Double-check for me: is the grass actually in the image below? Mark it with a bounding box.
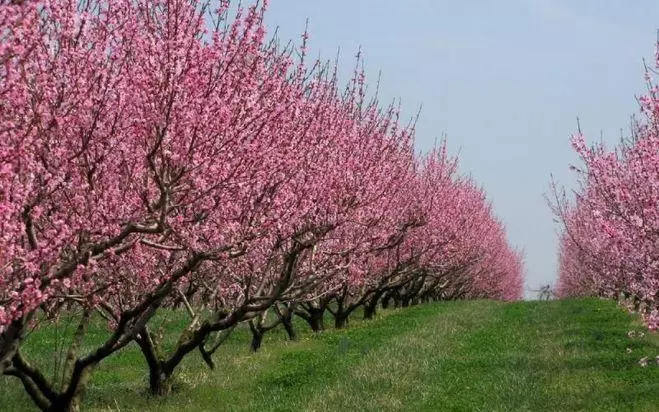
[1,298,658,411]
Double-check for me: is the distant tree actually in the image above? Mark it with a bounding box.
[531,285,556,301]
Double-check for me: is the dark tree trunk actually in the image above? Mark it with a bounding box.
[281,314,297,340]
[250,329,264,352]
[0,318,25,375]
[305,308,325,332]
[9,352,97,412]
[334,313,349,329]
[135,329,176,396]
[363,290,385,320]
[147,366,174,396]
[382,287,400,310]
[44,387,89,412]
[273,303,297,341]
[364,297,379,319]
[248,319,266,352]
[363,303,377,320]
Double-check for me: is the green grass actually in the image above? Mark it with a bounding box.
[1,298,658,411]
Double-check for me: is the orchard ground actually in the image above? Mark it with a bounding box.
[0,298,657,411]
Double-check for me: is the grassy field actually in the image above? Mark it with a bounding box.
[1,298,658,411]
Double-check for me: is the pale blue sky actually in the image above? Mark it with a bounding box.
[262,1,659,297]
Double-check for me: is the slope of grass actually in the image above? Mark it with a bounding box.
[1,298,657,411]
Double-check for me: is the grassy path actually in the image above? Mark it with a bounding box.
[1,299,657,411]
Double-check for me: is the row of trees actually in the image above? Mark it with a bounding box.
[0,1,523,410]
[553,44,659,332]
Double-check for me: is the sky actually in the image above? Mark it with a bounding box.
[260,0,659,298]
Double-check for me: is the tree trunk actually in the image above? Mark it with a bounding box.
[363,302,377,320]
[43,366,95,412]
[0,318,25,375]
[281,314,297,340]
[151,370,174,396]
[46,398,78,412]
[135,328,175,396]
[364,290,385,320]
[334,313,348,329]
[305,308,325,332]
[250,329,264,352]
[8,310,98,412]
[10,355,97,412]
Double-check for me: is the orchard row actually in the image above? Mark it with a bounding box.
[0,1,522,410]
[554,51,659,331]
